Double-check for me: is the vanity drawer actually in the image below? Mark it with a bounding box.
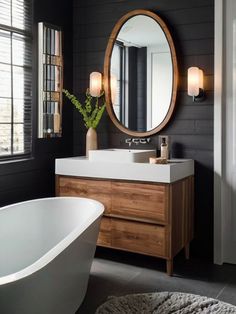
[111,219,167,257]
[97,217,112,247]
[111,181,168,223]
[58,176,112,215]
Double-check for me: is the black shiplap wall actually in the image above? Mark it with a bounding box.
[0,0,73,207]
[73,0,214,258]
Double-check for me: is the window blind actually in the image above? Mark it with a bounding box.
[0,0,32,158]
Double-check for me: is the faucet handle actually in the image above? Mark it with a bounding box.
[140,138,151,144]
[125,138,132,147]
[132,138,139,145]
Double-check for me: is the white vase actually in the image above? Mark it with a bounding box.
[86,127,98,157]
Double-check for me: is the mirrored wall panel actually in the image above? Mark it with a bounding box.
[38,22,63,138]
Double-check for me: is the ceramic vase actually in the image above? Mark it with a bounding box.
[86,127,97,157]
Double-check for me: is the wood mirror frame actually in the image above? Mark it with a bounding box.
[104,9,178,137]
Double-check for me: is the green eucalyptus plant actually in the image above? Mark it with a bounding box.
[62,89,106,129]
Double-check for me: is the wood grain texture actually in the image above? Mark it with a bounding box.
[97,217,112,247]
[111,218,167,257]
[111,181,168,223]
[57,176,112,215]
[166,259,173,276]
[55,175,60,196]
[169,179,184,257]
[56,174,194,275]
[170,176,194,258]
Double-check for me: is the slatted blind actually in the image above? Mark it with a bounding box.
[0,0,32,158]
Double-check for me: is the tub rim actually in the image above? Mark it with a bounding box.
[0,196,104,286]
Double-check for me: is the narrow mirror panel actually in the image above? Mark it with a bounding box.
[38,22,63,138]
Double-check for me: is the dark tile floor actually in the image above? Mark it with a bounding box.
[76,248,236,314]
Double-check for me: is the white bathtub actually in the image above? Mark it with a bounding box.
[0,196,104,314]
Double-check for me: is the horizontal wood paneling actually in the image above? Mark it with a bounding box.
[73,0,214,258]
[75,0,213,10]
[0,0,73,208]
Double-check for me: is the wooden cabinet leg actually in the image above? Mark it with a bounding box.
[166,259,173,276]
[185,243,190,260]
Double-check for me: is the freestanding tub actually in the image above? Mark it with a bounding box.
[0,196,104,314]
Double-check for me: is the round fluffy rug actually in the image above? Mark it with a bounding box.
[95,292,236,313]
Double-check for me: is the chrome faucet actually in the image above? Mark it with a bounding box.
[125,138,151,147]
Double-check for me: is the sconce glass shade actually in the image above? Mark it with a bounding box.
[187,67,203,97]
[89,72,102,97]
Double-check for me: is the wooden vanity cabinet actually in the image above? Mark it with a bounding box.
[56,175,194,275]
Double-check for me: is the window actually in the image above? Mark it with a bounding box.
[111,41,128,124]
[0,0,32,159]
[111,41,130,126]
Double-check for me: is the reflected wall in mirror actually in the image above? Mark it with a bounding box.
[104,10,178,137]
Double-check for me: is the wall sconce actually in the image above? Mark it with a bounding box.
[187,67,205,101]
[89,71,117,103]
[89,72,102,97]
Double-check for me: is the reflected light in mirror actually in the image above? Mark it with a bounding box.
[89,72,102,97]
[110,74,117,104]
[187,67,203,97]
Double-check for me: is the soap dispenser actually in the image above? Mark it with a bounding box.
[161,137,169,159]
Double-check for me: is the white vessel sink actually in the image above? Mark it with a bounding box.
[88,149,156,163]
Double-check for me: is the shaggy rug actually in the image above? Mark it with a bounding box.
[95,292,236,313]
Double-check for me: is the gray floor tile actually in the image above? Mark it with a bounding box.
[76,258,141,314]
[76,249,236,314]
[217,282,236,306]
[125,268,225,299]
[92,258,141,282]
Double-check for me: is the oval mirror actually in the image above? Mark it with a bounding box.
[104,10,178,137]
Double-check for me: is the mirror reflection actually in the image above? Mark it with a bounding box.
[110,15,173,132]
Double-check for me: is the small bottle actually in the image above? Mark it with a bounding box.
[53,102,61,134]
[161,137,168,159]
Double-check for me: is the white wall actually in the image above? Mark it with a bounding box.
[214,0,236,264]
[146,45,172,130]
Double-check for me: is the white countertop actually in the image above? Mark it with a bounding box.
[55,156,194,183]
